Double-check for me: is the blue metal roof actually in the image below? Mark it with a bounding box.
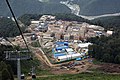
[56,46,68,50]
[54,53,66,58]
[56,42,64,45]
[52,49,55,53]
[76,58,82,61]
[56,42,68,45]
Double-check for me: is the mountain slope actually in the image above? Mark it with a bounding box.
[0,0,70,17]
[79,0,120,16]
[91,15,120,28]
[60,0,120,16]
[0,0,120,17]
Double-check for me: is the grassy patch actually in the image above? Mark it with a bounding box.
[36,69,53,75]
[36,72,120,80]
[31,40,41,47]
[21,57,41,74]
[92,59,103,65]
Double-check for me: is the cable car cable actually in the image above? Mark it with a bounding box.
[5,0,30,52]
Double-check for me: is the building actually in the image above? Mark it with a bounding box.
[107,30,113,35]
[37,22,48,32]
[31,21,40,24]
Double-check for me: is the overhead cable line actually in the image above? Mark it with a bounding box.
[3,37,18,49]
[5,0,30,52]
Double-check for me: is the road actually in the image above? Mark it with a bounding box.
[30,46,61,67]
[79,13,120,20]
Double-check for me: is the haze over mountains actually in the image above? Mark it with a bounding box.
[0,0,70,17]
[0,0,120,18]
[74,0,120,16]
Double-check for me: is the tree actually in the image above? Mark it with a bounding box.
[0,62,14,80]
[1,69,11,80]
[88,16,120,64]
[0,17,21,37]
[18,14,42,26]
[54,13,89,22]
[114,55,120,64]
[0,45,14,61]
[0,61,7,70]
[7,65,14,80]
[102,54,111,62]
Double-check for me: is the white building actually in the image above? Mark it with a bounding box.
[107,30,113,35]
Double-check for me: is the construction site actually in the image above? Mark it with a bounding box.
[0,14,115,79]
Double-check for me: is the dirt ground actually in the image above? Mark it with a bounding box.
[50,58,93,74]
[50,59,120,75]
[97,63,120,73]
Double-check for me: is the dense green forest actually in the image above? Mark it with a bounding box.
[91,16,120,29]
[0,61,14,80]
[0,0,71,17]
[54,13,89,22]
[0,45,15,80]
[88,16,120,64]
[0,15,43,37]
[18,14,43,26]
[0,17,25,37]
[1,0,120,16]
[0,44,40,80]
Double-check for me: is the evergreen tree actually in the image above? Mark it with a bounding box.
[1,69,11,80]
[114,55,120,64]
[7,65,14,80]
[102,54,111,62]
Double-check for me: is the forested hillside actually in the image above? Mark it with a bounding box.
[91,15,120,29]
[0,17,25,37]
[0,45,15,80]
[76,0,120,16]
[0,0,120,16]
[54,13,89,22]
[88,16,120,64]
[0,0,70,17]
[0,17,18,37]
[18,14,43,26]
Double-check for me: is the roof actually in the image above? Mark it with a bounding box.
[56,42,68,45]
[76,57,82,61]
[65,48,74,52]
[68,51,76,54]
[78,43,92,48]
[107,30,113,35]
[56,46,68,50]
[54,53,66,58]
